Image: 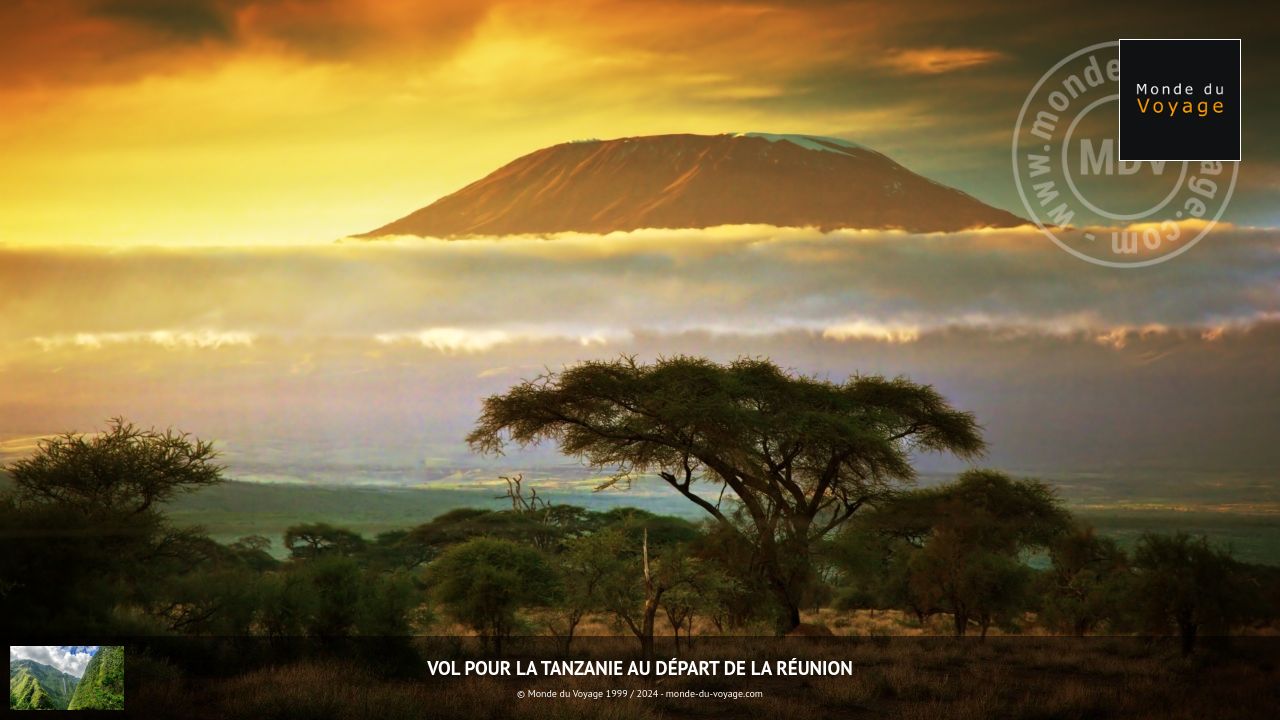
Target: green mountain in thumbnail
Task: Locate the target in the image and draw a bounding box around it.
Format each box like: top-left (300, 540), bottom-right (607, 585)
top-left (9, 659), bottom-right (80, 710)
top-left (66, 646), bottom-right (124, 710)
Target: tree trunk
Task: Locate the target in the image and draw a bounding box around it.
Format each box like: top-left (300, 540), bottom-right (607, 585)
top-left (563, 618), bottom-right (577, 653)
top-left (755, 528), bottom-right (809, 635)
top-left (1179, 619), bottom-right (1197, 656)
top-left (953, 610), bottom-right (968, 637)
top-left (766, 575), bottom-right (802, 634)
top-left (772, 587), bottom-right (801, 634)
top-left (785, 600), bottom-right (801, 632)
top-left (640, 595), bottom-right (661, 661)
top-left (638, 529), bottom-right (663, 662)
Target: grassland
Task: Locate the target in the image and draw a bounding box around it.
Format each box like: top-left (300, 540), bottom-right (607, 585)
top-left (162, 481), bottom-right (1280, 565)
top-left (161, 481), bottom-right (502, 551)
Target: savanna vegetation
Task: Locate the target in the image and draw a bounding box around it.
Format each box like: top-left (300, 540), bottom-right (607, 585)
top-left (2, 358), bottom-right (1278, 718)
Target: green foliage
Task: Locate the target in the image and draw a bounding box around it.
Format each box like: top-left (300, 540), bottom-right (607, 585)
top-left (356, 570), bottom-right (420, 636)
top-left (10, 671), bottom-right (55, 710)
top-left (227, 534), bottom-right (279, 571)
top-left (8, 418), bottom-right (222, 516)
top-left (826, 525), bottom-right (906, 612)
top-left (546, 509), bottom-right (703, 646)
top-left (9, 660), bottom-right (78, 710)
top-left (561, 527), bottom-right (644, 633)
top-left (867, 469), bottom-right (1071, 551)
top-left (688, 511), bottom-right (778, 629)
top-left (284, 522), bottom-right (368, 560)
top-left (397, 508), bottom-right (548, 568)
top-left (67, 646), bottom-right (125, 710)
top-left (1130, 532), bottom-right (1254, 653)
top-left (850, 469), bottom-right (1070, 635)
top-left (6, 415), bottom-right (1269, 653)
top-left (906, 534), bottom-right (1032, 636)
top-left (241, 551), bottom-right (422, 637)
top-left (546, 538), bottom-right (614, 646)
top-left (429, 538), bottom-right (560, 651)
top-left (1040, 526), bottom-right (1132, 635)
top-left (0, 492), bottom-right (160, 634)
top-left (594, 508), bottom-right (701, 546)
top-left (557, 517), bottom-right (703, 657)
top-left (659, 556), bottom-right (736, 649)
top-left (257, 571), bottom-right (312, 637)
top-left (296, 554), bottom-right (363, 637)
top-left (0, 419), bottom-right (225, 636)
top-left (468, 355), bottom-right (985, 630)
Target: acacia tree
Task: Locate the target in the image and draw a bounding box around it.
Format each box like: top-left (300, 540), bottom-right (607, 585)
top-left (468, 356), bottom-right (984, 631)
top-left (579, 525), bottom-right (696, 660)
top-left (905, 533), bottom-right (1030, 637)
top-left (1041, 526), bottom-right (1131, 636)
top-left (660, 557), bottom-right (734, 651)
top-left (8, 417), bottom-right (222, 515)
top-left (862, 469), bottom-right (1070, 636)
top-left (429, 537), bottom-right (560, 654)
top-left (2, 418), bottom-right (225, 634)
top-left (284, 523), bottom-right (368, 559)
top-left (1130, 533), bottom-right (1252, 654)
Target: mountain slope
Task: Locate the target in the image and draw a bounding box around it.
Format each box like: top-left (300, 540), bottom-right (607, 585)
top-left (66, 646), bottom-right (124, 710)
top-left (359, 132), bottom-right (1023, 238)
top-left (9, 659), bottom-right (80, 710)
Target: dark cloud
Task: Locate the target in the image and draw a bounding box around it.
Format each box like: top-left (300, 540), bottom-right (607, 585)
top-left (92, 0), bottom-right (236, 41)
top-left (677, 1), bottom-right (1279, 224)
top-left (0, 0), bottom-right (495, 88)
top-left (1, 1), bottom-right (1275, 225)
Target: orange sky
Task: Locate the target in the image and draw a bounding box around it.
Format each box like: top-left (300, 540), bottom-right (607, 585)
top-left (0, 1), bottom-right (920, 245)
top-left (1, 1), bottom-right (1275, 246)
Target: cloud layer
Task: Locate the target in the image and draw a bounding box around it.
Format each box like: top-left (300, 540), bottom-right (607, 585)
top-left (2, 224), bottom-right (1278, 350)
top-left (9, 646), bottom-right (99, 678)
top-left (2, 225), bottom-right (1279, 503)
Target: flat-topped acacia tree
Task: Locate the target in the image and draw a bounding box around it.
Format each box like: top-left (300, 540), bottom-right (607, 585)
top-left (467, 355), bottom-right (985, 631)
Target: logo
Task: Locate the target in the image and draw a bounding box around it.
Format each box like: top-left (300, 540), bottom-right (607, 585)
top-left (1012, 41), bottom-right (1238, 268)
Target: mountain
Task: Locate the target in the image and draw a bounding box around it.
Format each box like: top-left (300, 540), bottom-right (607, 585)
top-left (9, 659), bottom-right (80, 710)
top-left (358, 132), bottom-right (1024, 238)
top-left (67, 646), bottom-right (124, 710)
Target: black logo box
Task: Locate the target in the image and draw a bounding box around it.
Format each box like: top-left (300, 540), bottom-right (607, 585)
top-left (1119, 39), bottom-right (1241, 162)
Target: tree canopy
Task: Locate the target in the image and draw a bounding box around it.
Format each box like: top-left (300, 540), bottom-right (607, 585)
top-left (1, 418), bottom-right (225, 634)
top-left (7, 417), bottom-right (222, 516)
top-left (1131, 532), bottom-right (1254, 654)
top-left (847, 469), bottom-right (1071, 636)
top-left (284, 522), bottom-right (368, 559)
top-left (468, 355), bottom-right (985, 629)
top-left (429, 537), bottom-right (561, 652)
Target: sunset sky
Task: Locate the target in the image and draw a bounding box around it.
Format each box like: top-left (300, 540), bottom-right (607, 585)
top-left (2, 0), bottom-right (1277, 246)
top-left (1, 1), bottom-right (1277, 510)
